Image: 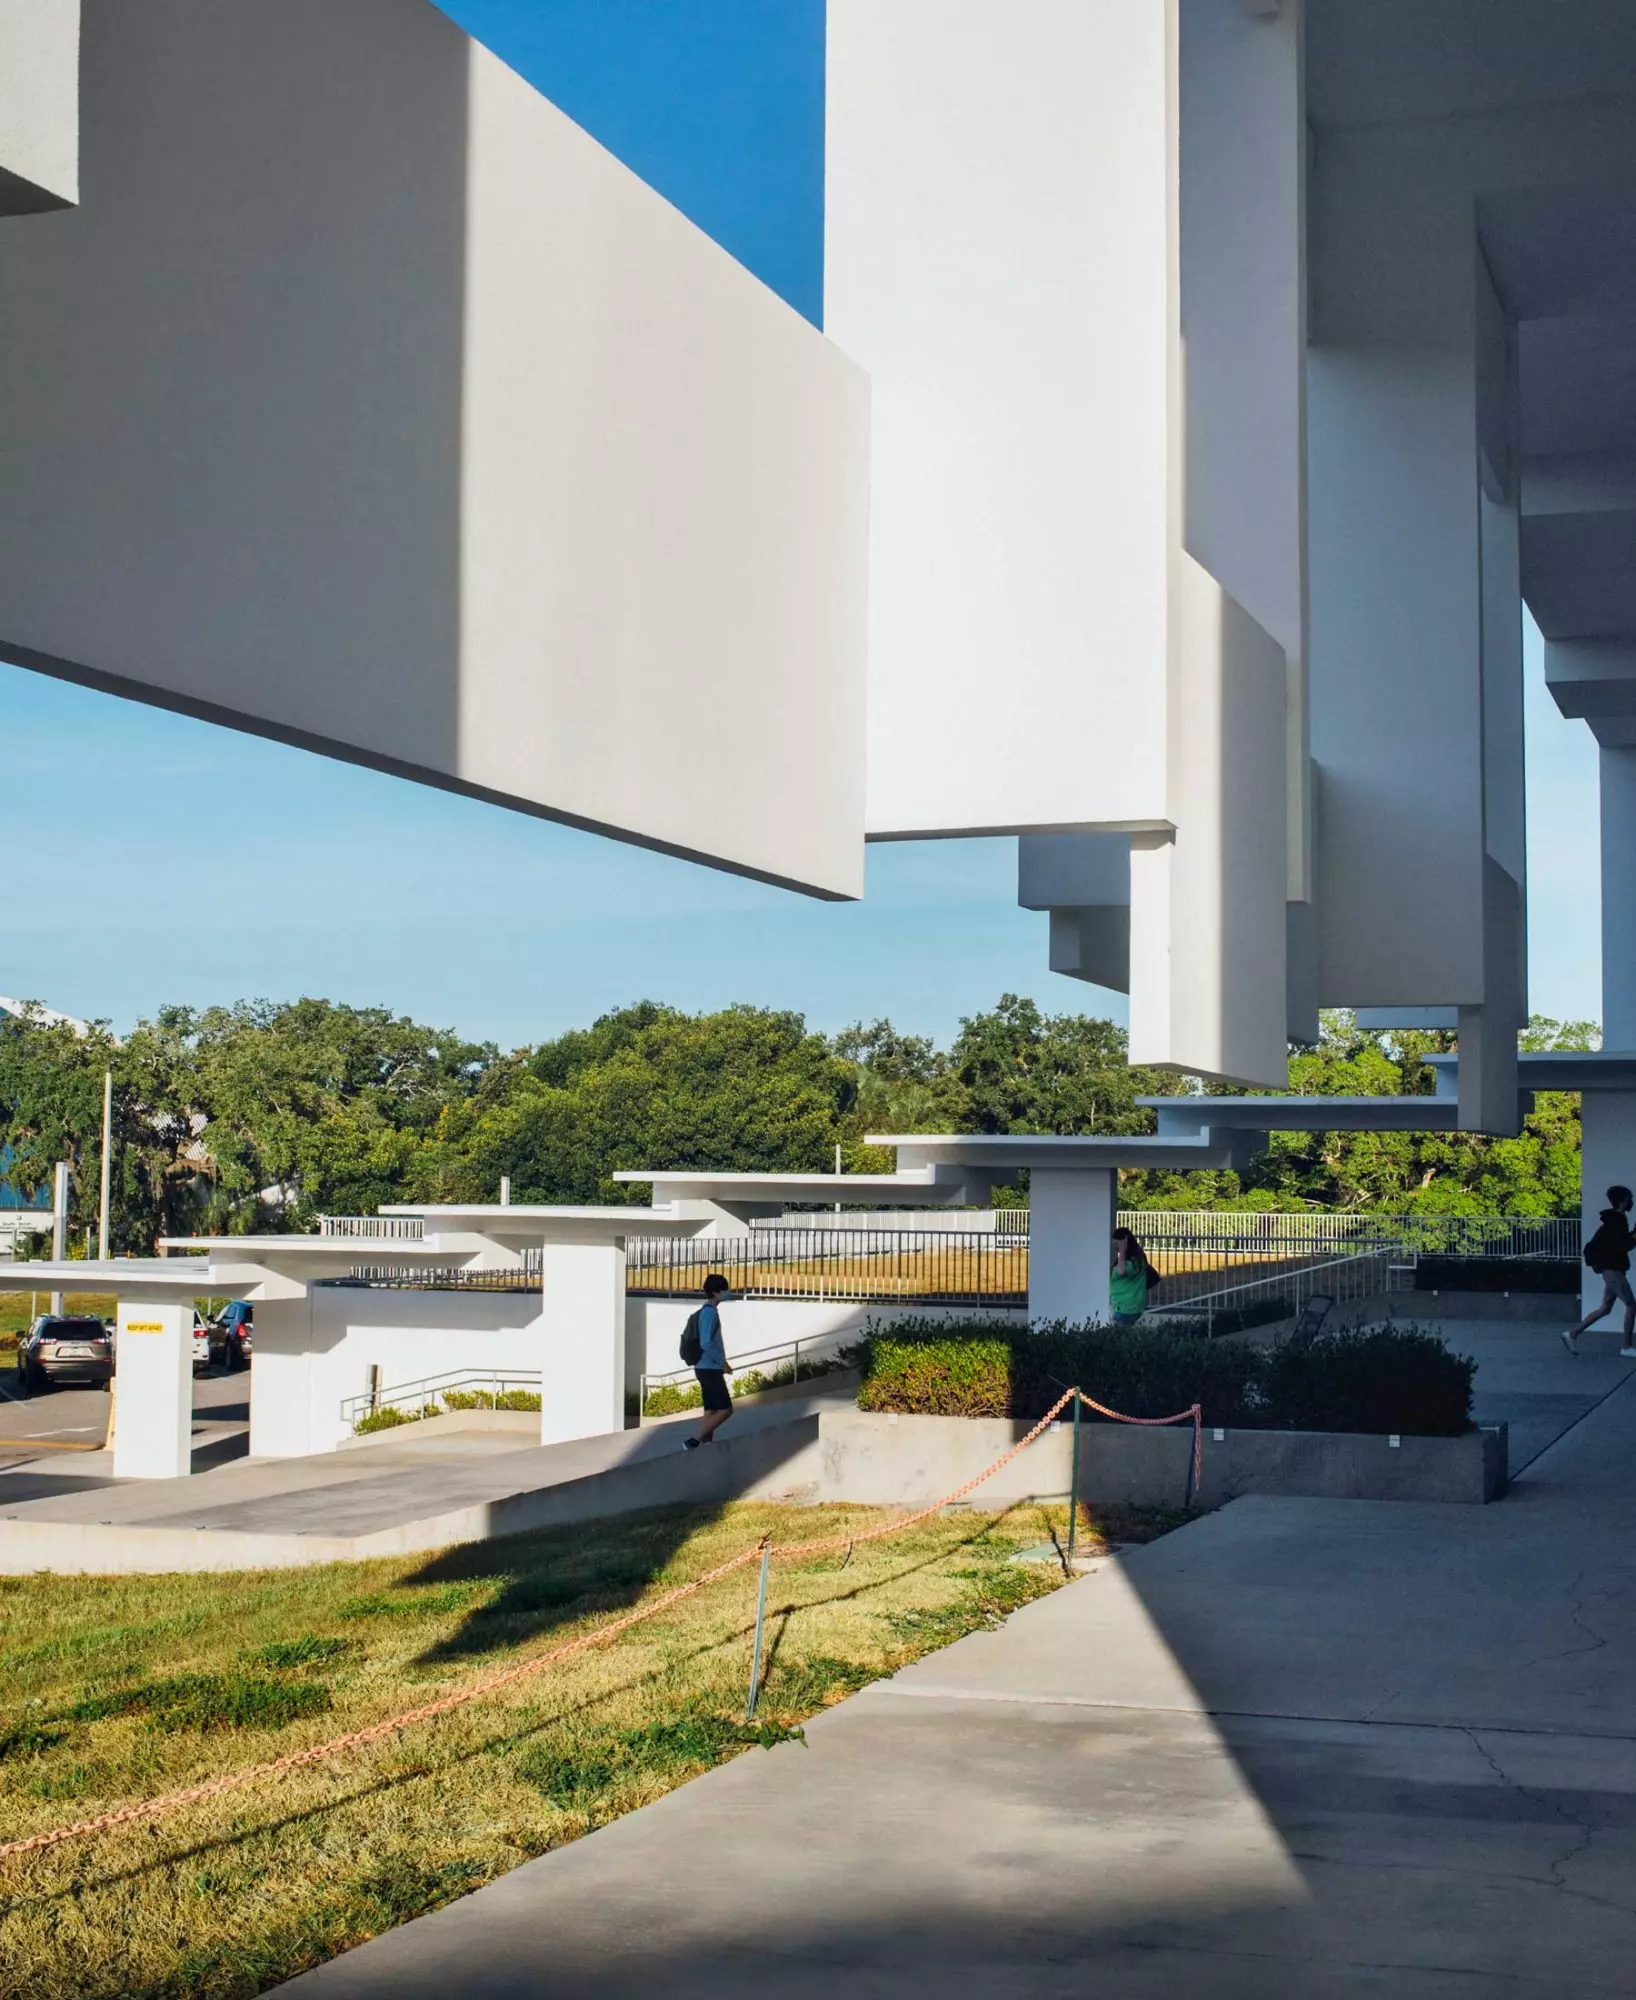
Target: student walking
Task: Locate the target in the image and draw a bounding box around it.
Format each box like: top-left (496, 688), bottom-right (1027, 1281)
top-left (1563, 1185), bottom-right (1636, 1357)
top-left (1109, 1228), bottom-right (1156, 1326)
top-left (682, 1274), bottom-right (734, 1448)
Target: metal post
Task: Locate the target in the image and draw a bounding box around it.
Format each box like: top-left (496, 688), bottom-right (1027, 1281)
top-left (368, 1363), bottom-right (381, 1414)
top-left (746, 1541), bottom-right (773, 1720)
top-left (98, 1069), bottom-right (112, 1261)
top-left (1067, 1390), bottom-right (1082, 1566)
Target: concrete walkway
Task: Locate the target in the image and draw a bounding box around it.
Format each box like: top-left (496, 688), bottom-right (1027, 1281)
top-left (0, 1388), bottom-right (846, 1570)
top-left (280, 1318), bottom-right (1636, 1997)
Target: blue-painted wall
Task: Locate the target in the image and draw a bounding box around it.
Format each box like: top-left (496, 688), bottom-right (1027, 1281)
top-left (435, 0), bottom-right (827, 327)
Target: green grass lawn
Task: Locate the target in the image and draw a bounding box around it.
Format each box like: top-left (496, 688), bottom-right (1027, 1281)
top-left (0, 1497), bottom-right (1184, 1999)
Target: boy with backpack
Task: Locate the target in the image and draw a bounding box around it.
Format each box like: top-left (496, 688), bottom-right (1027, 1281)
top-left (681, 1274), bottom-right (734, 1448)
top-left (1564, 1185), bottom-right (1636, 1357)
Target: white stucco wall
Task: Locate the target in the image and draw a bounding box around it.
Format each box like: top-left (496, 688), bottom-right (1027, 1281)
top-left (0, 0), bottom-right (78, 213)
top-left (250, 1289), bottom-right (546, 1458)
top-left (0, 0), bottom-right (868, 897)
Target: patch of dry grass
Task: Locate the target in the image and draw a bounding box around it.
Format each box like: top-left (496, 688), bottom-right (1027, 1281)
top-left (0, 1497), bottom-right (1183, 1999)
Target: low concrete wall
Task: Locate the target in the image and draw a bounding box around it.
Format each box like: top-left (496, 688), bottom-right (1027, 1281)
top-left (758, 1410), bottom-right (1509, 1511)
top-left (1393, 1290), bottom-right (1565, 1324)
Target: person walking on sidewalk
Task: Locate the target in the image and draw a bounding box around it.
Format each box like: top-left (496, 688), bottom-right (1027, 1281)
top-left (1564, 1185), bottom-right (1636, 1357)
top-left (683, 1274), bottom-right (734, 1449)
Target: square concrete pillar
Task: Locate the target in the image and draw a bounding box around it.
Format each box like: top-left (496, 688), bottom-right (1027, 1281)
top-left (1028, 1170), bottom-right (1114, 1327)
top-left (113, 1300), bottom-right (192, 1479)
top-left (248, 1298), bottom-right (318, 1457)
top-left (539, 1242), bottom-right (628, 1444)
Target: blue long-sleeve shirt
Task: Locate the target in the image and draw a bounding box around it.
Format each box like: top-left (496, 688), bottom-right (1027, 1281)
top-left (695, 1302), bottom-right (727, 1371)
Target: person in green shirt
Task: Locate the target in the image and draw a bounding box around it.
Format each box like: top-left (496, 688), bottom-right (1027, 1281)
top-left (1109, 1229), bottom-right (1153, 1325)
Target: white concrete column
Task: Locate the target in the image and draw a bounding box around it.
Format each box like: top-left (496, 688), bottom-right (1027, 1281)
top-left (247, 1296), bottom-right (317, 1457)
top-left (539, 1242), bottom-right (628, 1444)
top-left (1601, 747), bottom-right (1636, 1050)
top-left (1027, 1170), bottom-right (1114, 1327)
top-left (1579, 1093), bottom-right (1636, 1316)
top-left (113, 1300), bottom-right (192, 1479)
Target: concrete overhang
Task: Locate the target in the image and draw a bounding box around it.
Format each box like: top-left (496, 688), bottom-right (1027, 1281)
top-left (611, 1168), bottom-right (979, 1206)
top-left (379, 1205), bottom-right (706, 1248)
top-left (1140, 1094), bottom-right (1461, 1134)
top-left (867, 1131), bottom-right (1262, 1173)
top-left (0, 1258), bottom-right (296, 1302)
top-left (1426, 1052), bottom-right (1636, 1094)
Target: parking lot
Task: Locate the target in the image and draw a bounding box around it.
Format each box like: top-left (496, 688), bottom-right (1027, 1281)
top-left (0, 1364), bottom-right (249, 1466)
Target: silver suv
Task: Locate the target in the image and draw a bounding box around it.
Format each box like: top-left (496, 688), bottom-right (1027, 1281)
top-left (16, 1315), bottom-right (114, 1392)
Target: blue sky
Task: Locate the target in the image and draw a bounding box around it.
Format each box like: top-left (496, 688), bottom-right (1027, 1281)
top-left (0, 1), bottom-right (1603, 1050)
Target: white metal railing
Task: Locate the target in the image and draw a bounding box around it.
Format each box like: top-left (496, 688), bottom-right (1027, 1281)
top-left (1146, 1248), bottom-right (1413, 1332)
top-left (639, 1333), bottom-right (854, 1417)
top-left (317, 1215), bottom-right (426, 1240)
top-left (340, 1366), bottom-right (541, 1429)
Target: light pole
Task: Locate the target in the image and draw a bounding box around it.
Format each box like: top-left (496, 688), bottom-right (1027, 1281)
top-left (50, 1159), bottom-right (68, 1315)
top-left (98, 1069), bottom-right (112, 1261)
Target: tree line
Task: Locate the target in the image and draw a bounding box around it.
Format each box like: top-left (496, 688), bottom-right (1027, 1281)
top-left (0, 994), bottom-right (1594, 1252)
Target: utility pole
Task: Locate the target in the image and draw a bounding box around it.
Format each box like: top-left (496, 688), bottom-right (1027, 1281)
top-left (50, 1159), bottom-right (68, 1315)
top-left (98, 1068), bottom-right (112, 1261)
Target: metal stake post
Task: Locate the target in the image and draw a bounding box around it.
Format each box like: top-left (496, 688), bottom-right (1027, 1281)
top-left (1066, 1390), bottom-right (1082, 1566)
top-left (746, 1541), bottom-right (773, 1720)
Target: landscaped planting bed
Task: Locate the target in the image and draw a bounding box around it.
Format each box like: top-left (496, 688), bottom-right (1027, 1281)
top-left (854, 1317), bottom-right (1477, 1437)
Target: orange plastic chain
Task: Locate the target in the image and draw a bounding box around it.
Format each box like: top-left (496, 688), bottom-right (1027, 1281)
top-left (0, 1383), bottom-right (1203, 1866)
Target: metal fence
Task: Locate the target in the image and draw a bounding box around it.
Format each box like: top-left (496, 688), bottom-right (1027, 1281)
top-left (312, 1207), bottom-right (1579, 1313)
top-left (331, 1252), bottom-right (540, 1293)
top-left (626, 1227), bottom-right (1027, 1306)
top-left (317, 1215), bottom-right (426, 1241)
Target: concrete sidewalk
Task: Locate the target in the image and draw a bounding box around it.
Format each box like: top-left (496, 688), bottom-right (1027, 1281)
top-left (281, 1322), bottom-right (1636, 1997)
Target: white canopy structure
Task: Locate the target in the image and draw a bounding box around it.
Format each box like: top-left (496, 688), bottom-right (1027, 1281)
top-left (6, 2), bottom-right (1636, 1303)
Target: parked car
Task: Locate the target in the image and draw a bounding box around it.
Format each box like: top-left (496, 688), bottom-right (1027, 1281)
top-left (16, 1315), bottom-right (114, 1392)
top-left (193, 1301), bottom-right (253, 1373)
top-left (215, 1300), bottom-right (252, 1371)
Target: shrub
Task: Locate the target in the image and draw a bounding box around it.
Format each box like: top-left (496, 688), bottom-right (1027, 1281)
top-left (442, 1389), bottom-right (542, 1412)
top-left (853, 1316), bottom-right (1473, 1437)
top-left (353, 1403), bottom-right (437, 1435)
top-left (1261, 1324), bottom-right (1474, 1437)
top-left (856, 1318), bottom-right (1261, 1426)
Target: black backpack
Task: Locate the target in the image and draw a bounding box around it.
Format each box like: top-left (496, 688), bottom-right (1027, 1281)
top-left (679, 1310), bottom-right (704, 1366)
top-left (1586, 1224), bottom-right (1614, 1273)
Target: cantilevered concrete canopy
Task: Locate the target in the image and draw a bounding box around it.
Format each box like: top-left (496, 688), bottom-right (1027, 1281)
top-left (1142, 1096), bottom-right (1463, 1135)
top-left (377, 1205), bottom-right (702, 1247)
top-left (868, 1132), bottom-right (1261, 1175)
top-left (611, 1168), bottom-right (989, 1231)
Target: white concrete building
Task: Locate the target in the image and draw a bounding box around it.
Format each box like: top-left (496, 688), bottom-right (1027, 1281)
top-left (0, 1205), bottom-right (706, 1475)
top-left (4, 3), bottom-right (1635, 1313)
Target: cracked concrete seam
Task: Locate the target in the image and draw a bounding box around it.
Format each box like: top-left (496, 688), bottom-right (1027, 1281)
top-left (1457, 1726), bottom-right (1636, 1919)
top-left (1517, 1565), bottom-right (1613, 1672)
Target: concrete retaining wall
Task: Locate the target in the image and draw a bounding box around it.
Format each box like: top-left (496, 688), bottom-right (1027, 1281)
top-left (751, 1409), bottom-right (1509, 1511)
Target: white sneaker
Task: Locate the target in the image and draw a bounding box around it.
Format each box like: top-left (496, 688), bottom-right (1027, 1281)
top-left (1621, 1347), bottom-right (1636, 1360)
top-left (1561, 1329), bottom-right (1580, 1356)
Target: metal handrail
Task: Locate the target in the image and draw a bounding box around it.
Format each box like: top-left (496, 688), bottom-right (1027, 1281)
top-left (639, 1332), bottom-right (856, 1417)
top-left (340, 1366), bottom-right (542, 1427)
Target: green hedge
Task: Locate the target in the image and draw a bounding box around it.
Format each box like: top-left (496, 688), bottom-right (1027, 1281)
top-left (855, 1318), bottom-right (1474, 1438)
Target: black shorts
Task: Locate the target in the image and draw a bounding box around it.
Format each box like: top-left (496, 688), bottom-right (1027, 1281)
top-left (695, 1368), bottom-right (733, 1414)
